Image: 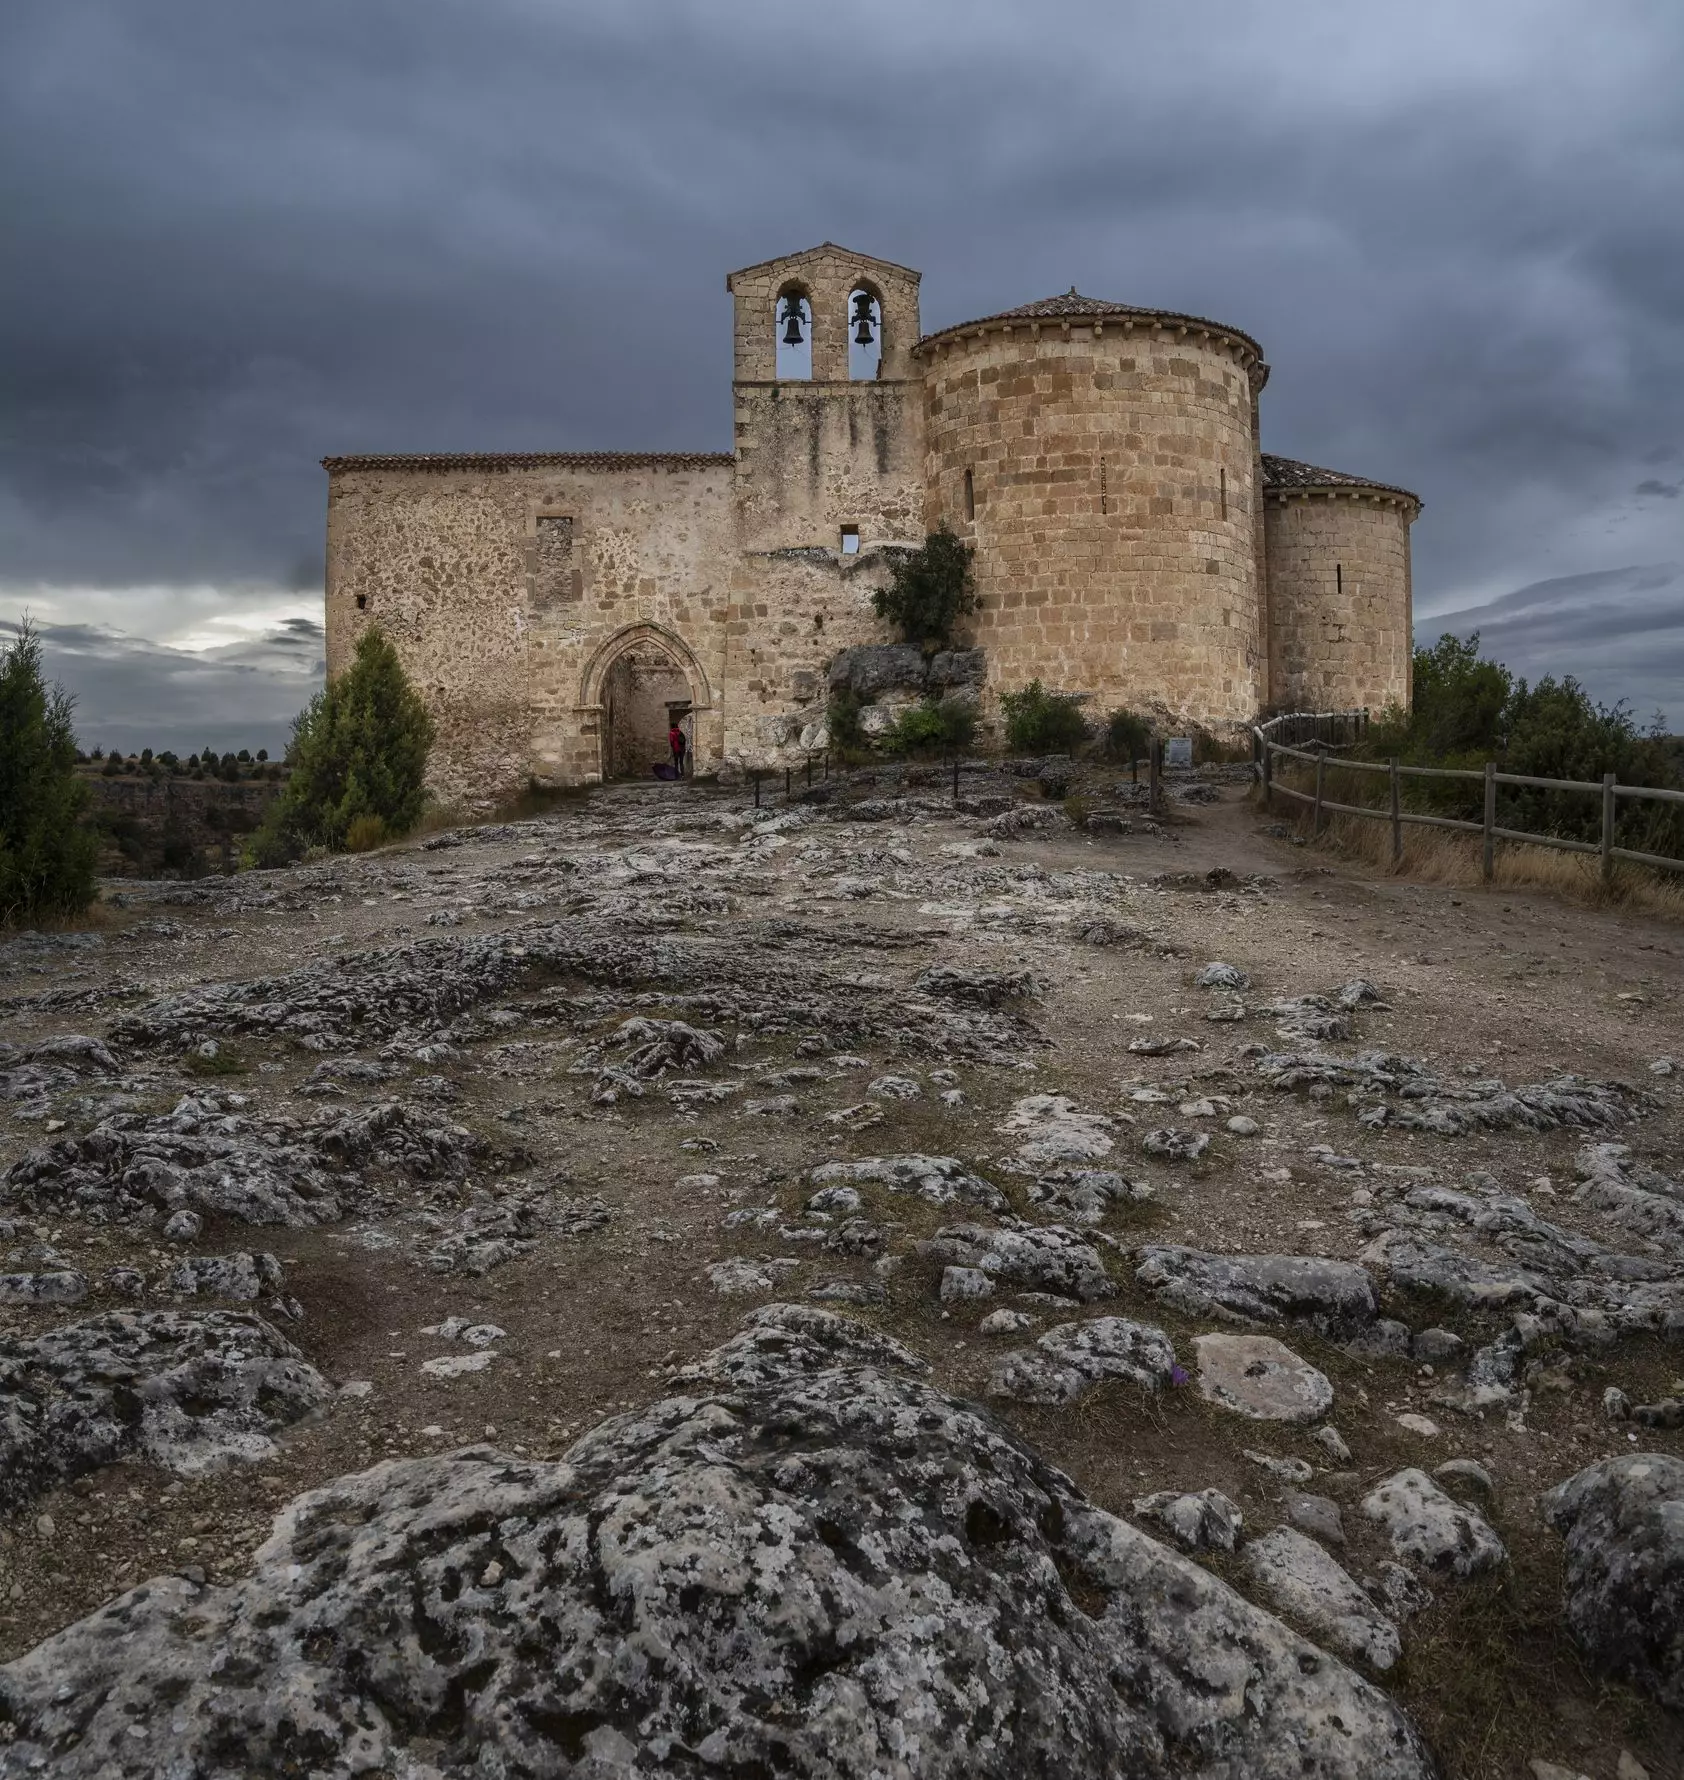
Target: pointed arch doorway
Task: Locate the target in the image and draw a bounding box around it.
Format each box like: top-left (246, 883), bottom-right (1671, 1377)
top-left (579, 622), bottom-right (713, 783)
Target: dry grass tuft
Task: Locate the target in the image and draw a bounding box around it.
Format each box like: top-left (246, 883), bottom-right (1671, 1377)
top-left (1263, 789), bottom-right (1684, 920)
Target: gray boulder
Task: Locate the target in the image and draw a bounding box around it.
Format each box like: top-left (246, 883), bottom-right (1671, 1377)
top-left (919, 1223), bottom-right (1116, 1302)
top-left (925, 647), bottom-right (987, 693)
top-left (1134, 1247), bottom-right (1378, 1337)
top-left (1543, 1453), bottom-right (1684, 1709)
top-left (0, 1303), bottom-right (1435, 1779)
top-left (0, 1310), bottom-right (332, 1512)
top-left (827, 643), bottom-right (927, 699)
top-left (1243, 1527), bottom-right (1401, 1671)
top-left (1361, 1468), bottom-right (1507, 1579)
top-left (988, 1315), bottom-right (1177, 1404)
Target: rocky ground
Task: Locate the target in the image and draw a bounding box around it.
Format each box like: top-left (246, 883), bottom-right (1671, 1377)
top-left (0, 763), bottom-right (1680, 1779)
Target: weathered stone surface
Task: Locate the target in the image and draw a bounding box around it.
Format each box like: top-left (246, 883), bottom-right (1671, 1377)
top-left (1572, 1144), bottom-right (1684, 1257)
top-left (3, 1094), bottom-right (489, 1228)
top-left (0, 1270), bottom-right (87, 1306)
top-left (0, 1304), bottom-right (1434, 1779)
top-left (827, 642), bottom-right (927, 699)
top-left (808, 1154), bottom-right (1006, 1210)
top-left (915, 964), bottom-right (1041, 1005)
top-left (998, 1093), bottom-right (1116, 1167)
top-left (918, 1223), bottom-right (1116, 1302)
top-left (1135, 1246), bottom-right (1377, 1336)
top-left (1024, 1167), bottom-right (1152, 1226)
top-left (988, 1316), bottom-right (1177, 1404)
top-left (1132, 1488), bottom-right (1243, 1552)
top-left (1361, 1468), bottom-right (1507, 1578)
top-left (1196, 1333), bottom-right (1334, 1424)
top-left (1543, 1453), bottom-right (1684, 1710)
top-left (1142, 1127), bottom-right (1210, 1161)
top-left (1243, 1527), bottom-right (1401, 1670)
top-left (0, 1311), bottom-right (332, 1512)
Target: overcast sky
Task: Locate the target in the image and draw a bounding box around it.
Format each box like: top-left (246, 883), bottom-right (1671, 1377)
top-left (3, 0), bottom-right (1680, 752)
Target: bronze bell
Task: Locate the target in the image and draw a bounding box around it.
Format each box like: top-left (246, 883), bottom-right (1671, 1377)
top-left (779, 294), bottom-right (806, 346)
top-left (851, 290), bottom-right (876, 346)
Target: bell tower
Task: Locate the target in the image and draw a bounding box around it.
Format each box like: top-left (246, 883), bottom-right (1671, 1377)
top-left (723, 243), bottom-right (925, 553)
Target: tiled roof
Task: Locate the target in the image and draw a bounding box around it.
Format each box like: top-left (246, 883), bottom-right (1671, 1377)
top-left (321, 451), bottom-right (733, 475)
top-left (917, 290), bottom-right (1262, 359)
top-left (726, 242), bottom-right (921, 283)
top-left (1262, 453), bottom-right (1419, 505)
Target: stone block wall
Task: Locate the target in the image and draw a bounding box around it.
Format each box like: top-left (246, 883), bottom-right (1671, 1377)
top-left (919, 322), bottom-right (1266, 725)
top-left (1264, 492), bottom-right (1415, 713)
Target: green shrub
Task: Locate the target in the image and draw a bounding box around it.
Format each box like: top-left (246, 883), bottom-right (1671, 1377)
top-left (1103, 708), bottom-right (1152, 762)
top-left (1000, 680), bottom-right (1088, 754)
top-left (0, 619), bottom-right (99, 924)
top-left (886, 697), bottom-right (977, 757)
top-left (251, 628), bottom-right (435, 866)
top-left (1354, 632), bottom-right (1684, 854)
top-left (827, 689), bottom-right (866, 752)
top-left (870, 526), bottom-right (978, 649)
top-left (101, 752), bottom-right (122, 776)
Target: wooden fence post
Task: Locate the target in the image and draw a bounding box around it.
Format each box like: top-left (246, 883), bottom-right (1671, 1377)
top-left (1261, 742), bottom-right (1272, 810)
top-left (1482, 761), bottom-right (1496, 883)
top-left (1602, 772), bottom-right (1616, 885)
top-left (1313, 752), bottom-right (1325, 836)
top-left (1389, 757), bottom-right (1402, 865)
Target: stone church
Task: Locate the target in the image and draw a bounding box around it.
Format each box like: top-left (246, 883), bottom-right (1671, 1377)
top-left (322, 242), bottom-right (1419, 803)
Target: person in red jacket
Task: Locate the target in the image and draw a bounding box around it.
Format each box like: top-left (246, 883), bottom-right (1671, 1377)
top-left (668, 719), bottom-right (687, 777)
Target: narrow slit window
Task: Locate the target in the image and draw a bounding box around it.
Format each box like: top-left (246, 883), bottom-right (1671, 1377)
top-left (840, 525), bottom-right (860, 555)
top-left (963, 467), bottom-right (975, 521)
top-left (1100, 457), bottom-right (1109, 516)
top-left (1220, 467), bottom-right (1227, 520)
top-left (1336, 562), bottom-right (1343, 596)
top-left (848, 286), bottom-right (882, 380)
top-left (775, 287), bottom-right (812, 381)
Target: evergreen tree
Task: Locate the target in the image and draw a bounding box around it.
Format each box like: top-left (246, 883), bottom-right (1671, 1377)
top-left (0, 620), bottom-right (99, 923)
top-left (251, 628), bottom-right (435, 864)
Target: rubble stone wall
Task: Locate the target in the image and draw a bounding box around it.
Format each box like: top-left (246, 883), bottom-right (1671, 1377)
top-left (1264, 493), bottom-right (1415, 713)
top-left (919, 323), bottom-right (1266, 724)
top-left (324, 458), bottom-right (734, 803)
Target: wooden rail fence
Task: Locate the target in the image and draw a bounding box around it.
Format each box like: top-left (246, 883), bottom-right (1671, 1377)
top-left (1252, 710), bottom-right (1684, 884)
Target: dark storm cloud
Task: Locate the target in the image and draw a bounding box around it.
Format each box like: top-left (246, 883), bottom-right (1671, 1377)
top-left (2, 0), bottom-right (1682, 716)
top-left (0, 617), bottom-right (324, 757)
top-left (1415, 563), bottom-right (1684, 726)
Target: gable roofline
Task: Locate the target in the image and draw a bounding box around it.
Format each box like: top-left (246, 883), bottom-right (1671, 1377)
top-left (726, 242), bottom-right (921, 290)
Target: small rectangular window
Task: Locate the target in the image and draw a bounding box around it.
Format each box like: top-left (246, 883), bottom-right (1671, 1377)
top-left (963, 467), bottom-right (976, 521)
top-left (840, 526), bottom-right (860, 555)
top-left (355, 594), bottom-right (367, 610)
top-left (1336, 562), bottom-right (1343, 596)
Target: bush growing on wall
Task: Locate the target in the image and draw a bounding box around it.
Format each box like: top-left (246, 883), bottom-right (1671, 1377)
top-left (1000, 681), bottom-right (1088, 754)
top-left (886, 697), bottom-right (977, 757)
top-left (0, 619), bottom-right (99, 924)
top-left (871, 526), bottom-right (978, 650)
top-left (251, 629), bottom-right (435, 866)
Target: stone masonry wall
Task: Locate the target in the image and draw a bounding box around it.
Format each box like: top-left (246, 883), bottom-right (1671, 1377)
top-left (1264, 494), bottom-right (1414, 713)
top-left (324, 457), bottom-right (734, 805)
top-left (920, 323), bottom-right (1265, 725)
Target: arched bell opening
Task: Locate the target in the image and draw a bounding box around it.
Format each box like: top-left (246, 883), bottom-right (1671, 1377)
top-left (774, 284), bottom-right (813, 381)
top-left (848, 283), bottom-right (883, 380)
